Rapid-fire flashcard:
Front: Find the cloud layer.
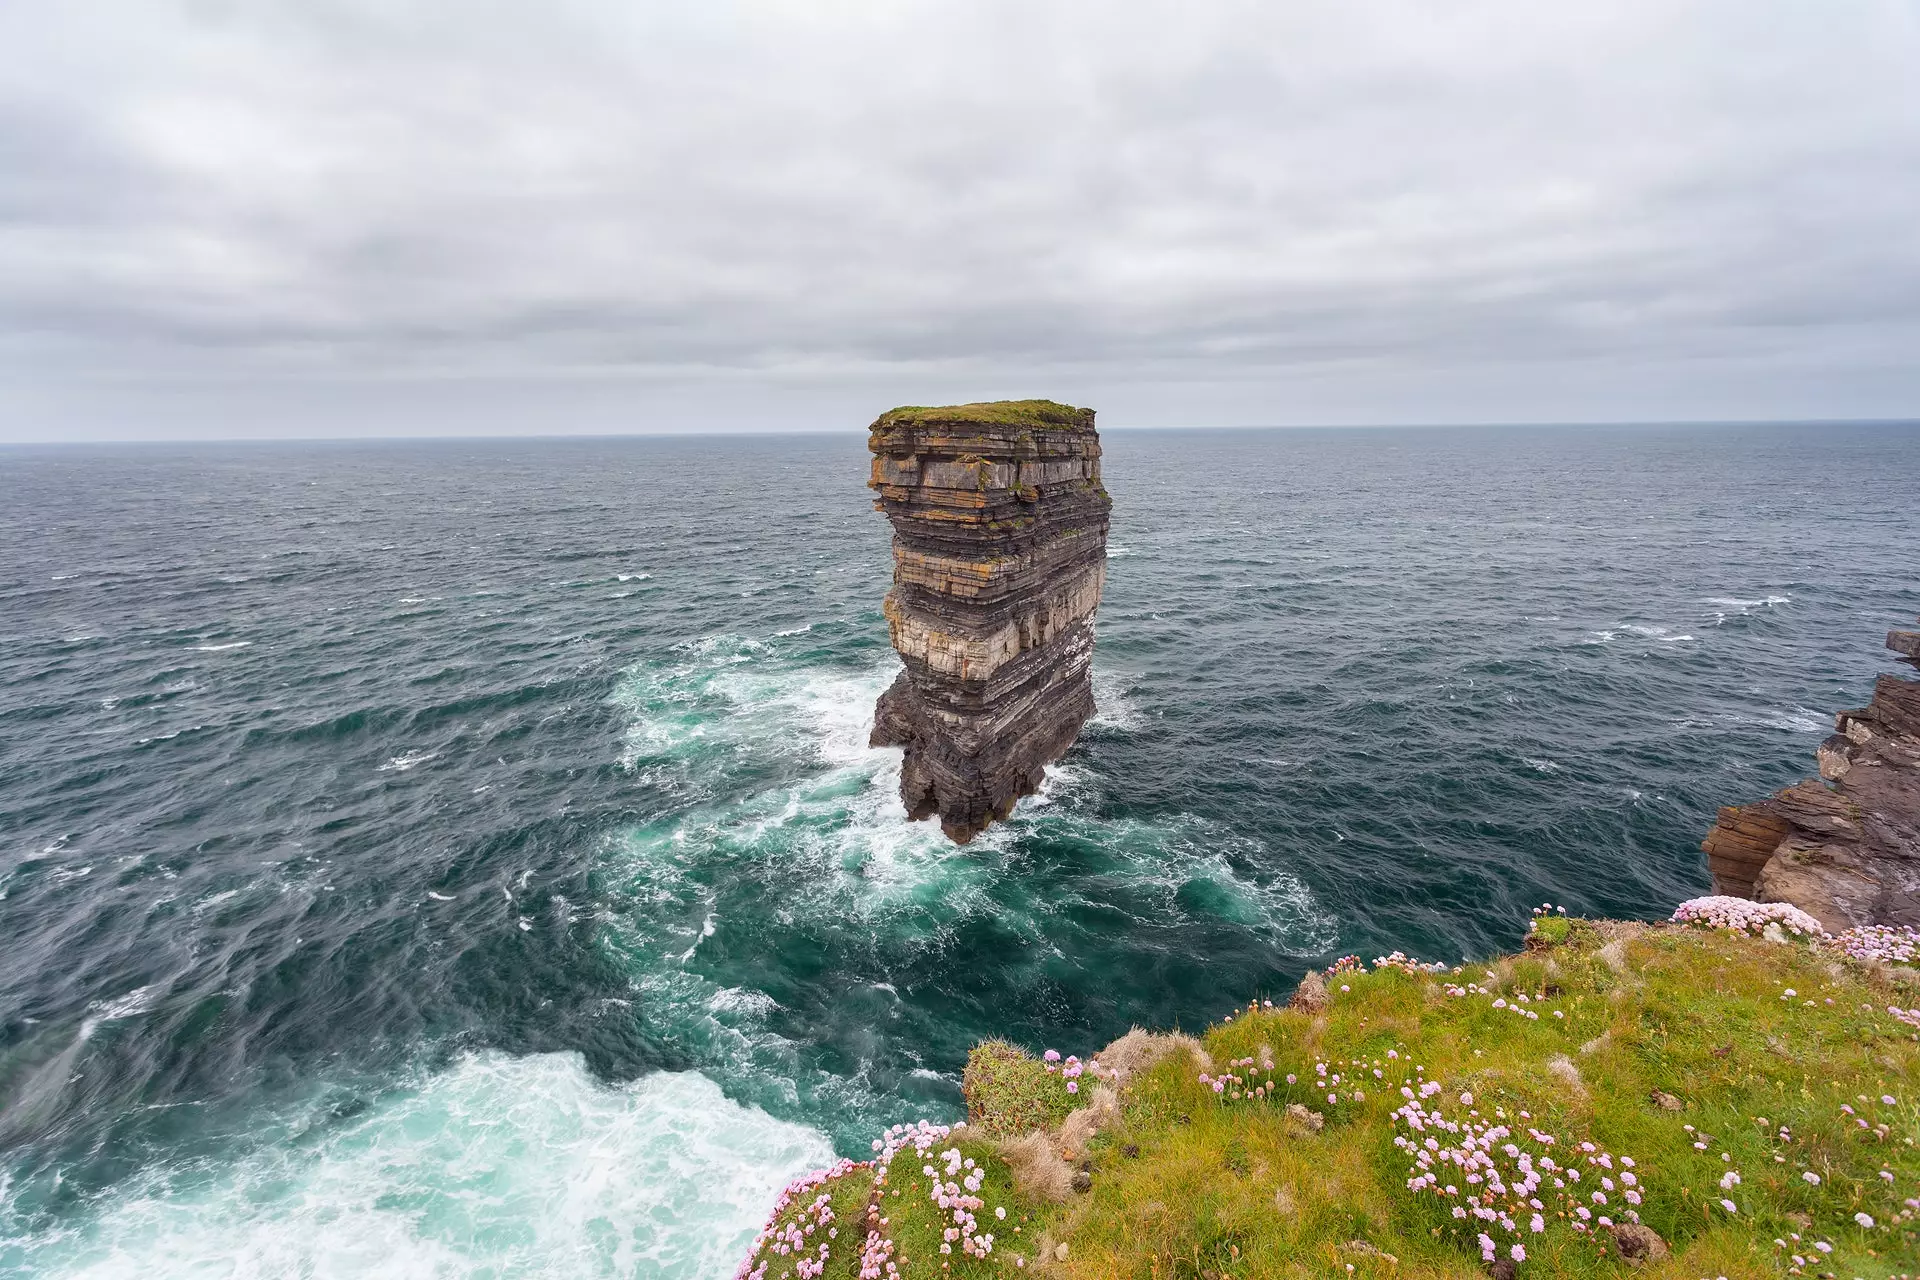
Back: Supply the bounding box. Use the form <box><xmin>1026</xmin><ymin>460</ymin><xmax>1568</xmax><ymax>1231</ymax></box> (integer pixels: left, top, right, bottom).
<box><xmin>3</xmin><ymin>0</ymin><xmax>1918</xmax><ymax>438</ymax></box>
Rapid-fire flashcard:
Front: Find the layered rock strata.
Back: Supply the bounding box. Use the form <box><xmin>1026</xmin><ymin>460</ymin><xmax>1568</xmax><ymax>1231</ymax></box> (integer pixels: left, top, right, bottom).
<box><xmin>1703</xmin><ymin>619</ymin><xmax>1920</xmax><ymax>931</ymax></box>
<box><xmin>867</xmin><ymin>400</ymin><xmax>1110</xmax><ymax>843</ymax></box>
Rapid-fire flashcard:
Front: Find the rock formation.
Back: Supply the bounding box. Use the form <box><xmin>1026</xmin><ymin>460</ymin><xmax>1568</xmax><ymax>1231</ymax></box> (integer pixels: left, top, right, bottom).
<box><xmin>1703</xmin><ymin>619</ymin><xmax>1920</xmax><ymax>931</ymax></box>
<box><xmin>867</xmin><ymin>400</ymin><xmax>1110</xmax><ymax>843</ymax></box>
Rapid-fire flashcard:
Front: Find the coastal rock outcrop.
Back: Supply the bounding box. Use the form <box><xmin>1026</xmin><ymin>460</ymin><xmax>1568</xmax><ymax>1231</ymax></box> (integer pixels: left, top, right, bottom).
<box><xmin>867</xmin><ymin>400</ymin><xmax>1110</xmax><ymax>843</ymax></box>
<box><xmin>1703</xmin><ymin>618</ymin><xmax>1920</xmax><ymax>931</ymax></box>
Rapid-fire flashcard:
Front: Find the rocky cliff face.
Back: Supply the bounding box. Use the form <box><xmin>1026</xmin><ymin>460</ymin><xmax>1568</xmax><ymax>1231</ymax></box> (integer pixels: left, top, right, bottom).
<box><xmin>1703</xmin><ymin>619</ymin><xmax>1920</xmax><ymax>931</ymax></box>
<box><xmin>866</xmin><ymin>400</ymin><xmax>1110</xmax><ymax>843</ymax></box>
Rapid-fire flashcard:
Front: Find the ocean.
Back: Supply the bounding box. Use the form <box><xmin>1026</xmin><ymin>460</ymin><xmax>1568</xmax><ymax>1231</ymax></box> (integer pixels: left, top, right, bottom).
<box><xmin>1</xmin><ymin>422</ymin><xmax>1914</xmax><ymax>1276</ymax></box>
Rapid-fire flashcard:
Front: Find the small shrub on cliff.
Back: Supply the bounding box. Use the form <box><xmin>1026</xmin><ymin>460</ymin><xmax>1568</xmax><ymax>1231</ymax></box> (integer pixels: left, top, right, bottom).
<box><xmin>961</xmin><ymin>1040</ymin><xmax>1092</xmax><ymax>1139</ymax></box>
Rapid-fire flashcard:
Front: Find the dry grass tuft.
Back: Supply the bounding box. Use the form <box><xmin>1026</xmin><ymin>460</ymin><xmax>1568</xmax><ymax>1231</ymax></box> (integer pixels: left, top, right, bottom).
<box><xmin>1000</xmin><ymin>1131</ymin><xmax>1074</xmax><ymax>1202</ymax></box>
<box><xmin>1057</xmin><ymin>1086</ymin><xmax>1120</xmax><ymax>1159</ymax></box>
<box><xmin>1544</xmin><ymin>1053</ymin><xmax>1586</xmax><ymax>1099</ymax></box>
<box><xmin>1289</xmin><ymin>970</ymin><xmax>1329</xmax><ymax>1011</ymax></box>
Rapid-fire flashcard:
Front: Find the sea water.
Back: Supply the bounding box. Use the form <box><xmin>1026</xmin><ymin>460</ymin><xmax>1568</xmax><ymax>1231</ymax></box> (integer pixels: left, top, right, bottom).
<box><xmin>1</xmin><ymin>424</ymin><xmax>1914</xmax><ymax>1275</ymax></box>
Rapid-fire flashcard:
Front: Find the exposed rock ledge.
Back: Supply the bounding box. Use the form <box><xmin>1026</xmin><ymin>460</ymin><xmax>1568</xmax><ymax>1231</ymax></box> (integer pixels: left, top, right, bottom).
<box><xmin>867</xmin><ymin>400</ymin><xmax>1110</xmax><ymax>843</ymax></box>
<box><xmin>1703</xmin><ymin>617</ymin><xmax>1920</xmax><ymax>931</ymax></box>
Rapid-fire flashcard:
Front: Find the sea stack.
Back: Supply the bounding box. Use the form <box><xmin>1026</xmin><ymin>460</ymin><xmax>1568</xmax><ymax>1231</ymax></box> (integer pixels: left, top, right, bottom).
<box><xmin>1702</xmin><ymin>618</ymin><xmax>1920</xmax><ymax>930</ymax></box>
<box><xmin>866</xmin><ymin>400</ymin><xmax>1111</xmax><ymax>843</ymax></box>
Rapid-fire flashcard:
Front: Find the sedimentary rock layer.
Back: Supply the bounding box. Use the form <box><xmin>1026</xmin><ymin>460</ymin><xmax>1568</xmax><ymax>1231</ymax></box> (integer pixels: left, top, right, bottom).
<box><xmin>867</xmin><ymin>400</ymin><xmax>1110</xmax><ymax>843</ymax></box>
<box><xmin>1703</xmin><ymin>619</ymin><xmax>1920</xmax><ymax>931</ymax></box>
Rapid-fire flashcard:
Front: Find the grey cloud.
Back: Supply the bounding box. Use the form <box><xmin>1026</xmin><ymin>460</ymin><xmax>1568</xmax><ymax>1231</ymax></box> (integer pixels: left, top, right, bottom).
<box><xmin>1</xmin><ymin>0</ymin><xmax>1917</xmax><ymax>439</ymax></box>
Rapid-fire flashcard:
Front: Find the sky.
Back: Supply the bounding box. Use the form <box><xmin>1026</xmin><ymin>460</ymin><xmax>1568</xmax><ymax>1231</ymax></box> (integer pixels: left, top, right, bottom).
<box><xmin>2</xmin><ymin>1</ymin><xmax>1918</xmax><ymax>442</ymax></box>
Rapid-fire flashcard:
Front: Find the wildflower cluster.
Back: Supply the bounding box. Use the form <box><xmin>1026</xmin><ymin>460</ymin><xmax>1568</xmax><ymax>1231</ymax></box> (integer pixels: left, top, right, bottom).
<box><xmin>1441</xmin><ymin>977</ymin><xmax>1567</xmax><ymax>1023</ymax></box>
<box><xmin>1200</xmin><ymin>1048</ymin><xmax>1417</xmax><ymax>1112</ymax></box>
<box><xmin>1325</xmin><ymin>955</ymin><xmax>1365</xmax><ymax>979</ymax></box>
<box><xmin>1372</xmin><ymin>950</ymin><xmax>1449</xmax><ymax>976</ymax></box>
<box><xmin>923</xmin><ymin>1145</ymin><xmax>998</xmax><ymax>1261</ymax></box>
<box><xmin>1197</xmin><ymin>1051</ymin><xmax>1278</xmax><ymax>1100</ymax></box>
<box><xmin>1776</xmin><ymin>1233</ymin><xmax>1844</xmax><ymax>1275</ymax></box>
<box><xmin>1678</xmin><ymin>1123</ymin><xmax>1749</xmax><ymax>1217</ymax></box>
<box><xmin>857</xmin><ymin>1226</ymin><xmax>895</xmax><ymax>1280</ymax></box>
<box><xmin>864</xmin><ymin>1119</ymin><xmax>1017</xmax><ymax>1270</ymax></box>
<box><xmin>1670</xmin><ymin>895</ymin><xmax>1826</xmax><ymax>938</ymax></box>
<box><xmin>1391</xmin><ymin>1081</ymin><xmax>1645</xmax><ymax>1265</ymax></box>
<box><xmin>1834</xmin><ymin>1092</ymin><xmax>1911</xmax><ymax>1145</ymax></box>
<box><xmin>1529</xmin><ymin>902</ymin><xmax>1569</xmax><ymax>917</ymax></box>
<box><xmin>1751</xmin><ymin>1097</ymin><xmax>1912</xmax><ymax>1274</ymax></box>
<box><xmin>864</xmin><ymin>1120</ymin><xmax>959</xmax><ymax>1279</ymax></box>
<box><xmin>1734</xmin><ymin>1094</ymin><xmax>1917</xmax><ymax>1274</ymax></box>
<box><xmin>1830</xmin><ymin>924</ymin><xmax>1920</xmax><ymax>966</ymax></box>
<box><xmin>1220</xmin><ymin>997</ymin><xmax>1276</xmax><ymax>1025</ymax></box>
<box><xmin>737</xmin><ymin>1157</ymin><xmax>863</xmax><ymax>1280</ymax></box>
<box><xmin>1039</xmin><ymin>1048</ymin><xmax>1100</xmax><ymax>1096</ymax></box>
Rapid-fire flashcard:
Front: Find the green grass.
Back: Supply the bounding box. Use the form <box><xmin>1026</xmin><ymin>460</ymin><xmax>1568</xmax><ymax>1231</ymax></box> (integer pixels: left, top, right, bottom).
<box><xmin>963</xmin><ymin>1040</ymin><xmax>1083</xmax><ymax>1138</ymax></box>
<box><xmin>738</xmin><ymin>923</ymin><xmax>1920</xmax><ymax>1279</ymax></box>
<box><xmin>872</xmin><ymin>400</ymin><xmax>1093</xmax><ymax>429</ymax></box>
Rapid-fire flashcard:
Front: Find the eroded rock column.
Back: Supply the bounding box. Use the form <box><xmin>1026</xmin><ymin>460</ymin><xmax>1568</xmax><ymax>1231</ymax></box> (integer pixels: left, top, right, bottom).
<box><xmin>867</xmin><ymin>400</ymin><xmax>1110</xmax><ymax>843</ymax></box>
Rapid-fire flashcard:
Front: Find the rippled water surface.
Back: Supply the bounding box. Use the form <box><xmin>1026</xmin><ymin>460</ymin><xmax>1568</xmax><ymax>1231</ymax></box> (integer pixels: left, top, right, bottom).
<box><xmin>2</xmin><ymin>424</ymin><xmax>1915</xmax><ymax>1275</ymax></box>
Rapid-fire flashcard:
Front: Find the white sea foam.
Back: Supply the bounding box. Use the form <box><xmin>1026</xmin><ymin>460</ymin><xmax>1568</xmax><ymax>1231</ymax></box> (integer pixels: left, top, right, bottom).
<box><xmin>1704</xmin><ymin>594</ymin><xmax>1790</xmax><ymax>610</ymax></box>
<box><xmin>87</xmin><ymin>985</ymin><xmax>159</xmax><ymax>1022</ymax></box>
<box><xmin>610</xmin><ymin>638</ymin><xmax>1329</xmax><ymax>937</ymax></box>
<box><xmin>1089</xmin><ymin>666</ymin><xmax>1145</xmax><ymax>731</ymax></box>
<box><xmin>1522</xmin><ymin>757</ymin><xmax>1563</xmax><ymax>774</ymax></box>
<box><xmin>1622</xmin><ymin>624</ymin><xmax>1694</xmax><ymax>643</ymax></box>
<box><xmin>708</xmin><ymin>987</ymin><xmax>778</xmax><ymax>1017</ymax></box>
<box><xmin>2</xmin><ymin>1053</ymin><xmax>833</xmax><ymax>1280</ymax></box>
<box><xmin>191</xmin><ymin>888</ymin><xmax>242</xmax><ymax>914</ymax></box>
<box><xmin>596</xmin><ymin>637</ymin><xmax>1335</xmax><ymax>1139</ymax></box>
<box><xmin>135</xmin><ymin>726</ymin><xmax>203</xmax><ymax>745</ymax></box>
<box><xmin>616</xmin><ymin>573</ymin><xmax>652</xmax><ymax>582</ymax></box>
<box><xmin>189</xmin><ymin>641</ymin><xmax>252</xmax><ymax>652</ymax></box>
<box><xmin>378</xmin><ymin>751</ymin><xmax>440</xmax><ymax>773</ymax></box>
<box><xmin>1591</xmin><ymin>624</ymin><xmax>1693</xmax><ymax>645</ymax></box>
<box><xmin>1704</xmin><ymin>593</ymin><xmax>1790</xmax><ymax>626</ymax></box>
<box><xmin>1761</xmin><ymin>707</ymin><xmax>1828</xmax><ymax>734</ymax></box>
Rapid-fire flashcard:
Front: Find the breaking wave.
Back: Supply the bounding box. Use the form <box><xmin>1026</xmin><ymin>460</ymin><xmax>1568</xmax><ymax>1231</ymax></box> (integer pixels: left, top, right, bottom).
<box><xmin>598</xmin><ymin>636</ymin><xmax>1332</xmax><ymax>1142</ymax></box>
<box><xmin>2</xmin><ymin>1053</ymin><xmax>831</xmax><ymax>1280</ymax></box>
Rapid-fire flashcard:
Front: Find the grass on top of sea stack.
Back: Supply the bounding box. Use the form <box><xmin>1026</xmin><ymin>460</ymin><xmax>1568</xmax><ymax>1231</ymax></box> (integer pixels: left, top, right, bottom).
<box><xmin>872</xmin><ymin>400</ymin><xmax>1093</xmax><ymax>429</ymax></box>
<box><xmin>737</xmin><ymin>920</ymin><xmax>1920</xmax><ymax>1280</ymax></box>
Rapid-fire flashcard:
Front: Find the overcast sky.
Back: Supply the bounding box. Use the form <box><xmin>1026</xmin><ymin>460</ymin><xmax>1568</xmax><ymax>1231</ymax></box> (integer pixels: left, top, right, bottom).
<box><xmin>2</xmin><ymin>1</ymin><xmax>1918</xmax><ymax>441</ymax></box>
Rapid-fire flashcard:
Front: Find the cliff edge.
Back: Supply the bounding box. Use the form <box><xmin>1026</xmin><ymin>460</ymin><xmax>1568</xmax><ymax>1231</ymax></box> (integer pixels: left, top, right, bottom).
<box><xmin>867</xmin><ymin>400</ymin><xmax>1110</xmax><ymax>843</ymax></box>
<box><xmin>1703</xmin><ymin>617</ymin><xmax>1920</xmax><ymax>931</ymax></box>
<box><xmin>736</xmin><ymin>915</ymin><xmax>1920</xmax><ymax>1280</ymax></box>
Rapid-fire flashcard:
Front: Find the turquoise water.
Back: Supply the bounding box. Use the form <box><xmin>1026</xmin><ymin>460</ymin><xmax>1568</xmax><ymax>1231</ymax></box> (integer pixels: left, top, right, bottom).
<box><xmin>1</xmin><ymin>424</ymin><xmax>1915</xmax><ymax>1275</ymax></box>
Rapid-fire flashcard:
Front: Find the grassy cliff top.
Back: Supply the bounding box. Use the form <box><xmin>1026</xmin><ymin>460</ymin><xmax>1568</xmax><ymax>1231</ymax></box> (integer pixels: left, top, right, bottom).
<box><xmin>737</xmin><ymin>917</ymin><xmax>1920</xmax><ymax>1280</ymax></box>
<box><xmin>872</xmin><ymin>400</ymin><xmax>1095</xmax><ymax>430</ymax></box>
